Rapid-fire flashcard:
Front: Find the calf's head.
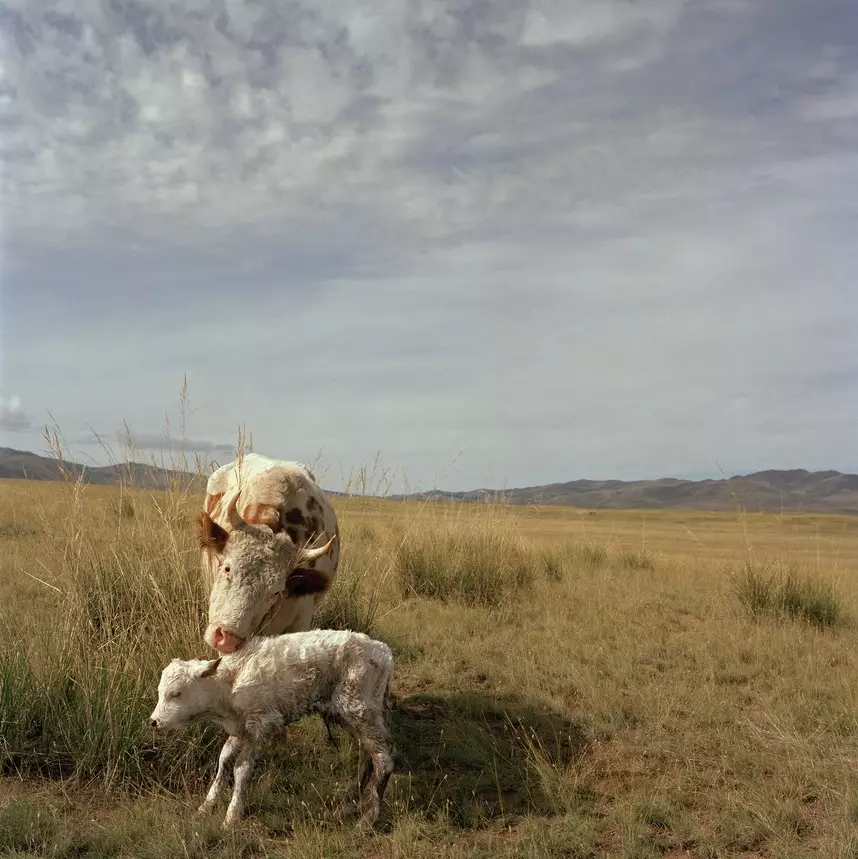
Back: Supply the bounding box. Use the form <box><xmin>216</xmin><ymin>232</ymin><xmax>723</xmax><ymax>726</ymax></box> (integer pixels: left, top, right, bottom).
<box><xmin>148</xmin><ymin>657</ymin><xmax>222</xmax><ymax>730</ymax></box>
<box><xmin>199</xmin><ymin>498</ymin><xmax>336</xmax><ymax>654</ymax></box>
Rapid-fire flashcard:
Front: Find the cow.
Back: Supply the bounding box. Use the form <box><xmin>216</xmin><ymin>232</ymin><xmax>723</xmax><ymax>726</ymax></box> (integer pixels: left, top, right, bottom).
<box><xmin>148</xmin><ymin>629</ymin><xmax>395</xmax><ymax>828</ymax></box>
<box><xmin>196</xmin><ymin>453</ymin><xmax>341</xmax><ymax>655</ymax></box>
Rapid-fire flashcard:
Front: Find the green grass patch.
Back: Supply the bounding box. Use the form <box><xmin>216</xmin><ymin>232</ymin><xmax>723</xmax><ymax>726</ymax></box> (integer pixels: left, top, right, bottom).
<box><xmin>729</xmin><ymin>561</ymin><xmax>844</xmax><ymax>627</ymax></box>
<box><xmin>397</xmin><ymin>526</ymin><xmax>535</xmax><ymax>607</ymax></box>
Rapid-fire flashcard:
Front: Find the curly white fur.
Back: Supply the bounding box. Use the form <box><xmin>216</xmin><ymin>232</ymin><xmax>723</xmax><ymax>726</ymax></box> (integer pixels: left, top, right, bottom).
<box><xmin>149</xmin><ymin>629</ymin><xmax>394</xmax><ymax>828</ymax></box>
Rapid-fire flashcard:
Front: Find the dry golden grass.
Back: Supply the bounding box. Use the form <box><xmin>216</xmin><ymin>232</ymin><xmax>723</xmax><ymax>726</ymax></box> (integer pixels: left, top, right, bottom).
<box><xmin>1</xmin><ymin>472</ymin><xmax>858</xmax><ymax>858</ymax></box>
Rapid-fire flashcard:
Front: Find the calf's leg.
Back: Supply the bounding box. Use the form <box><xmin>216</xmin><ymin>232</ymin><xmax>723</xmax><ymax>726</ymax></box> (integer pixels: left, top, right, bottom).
<box><xmin>223</xmin><ymin>740</ymin><xmax>258</xmax><ymax>828</ymax></box>
<box><xmin>358</xmin><ymin>757</ymin><xmax>374</xmax><ymax>795</ymax></box>
<box><xmin>352</xmin><ymin>713</ymin><xmax>393</xmax><ymax>826</ymax></box>
<box><xmin>198</xmin><ymin>734</ymin><xmax>240</xmax><ymax>815</ymax></box>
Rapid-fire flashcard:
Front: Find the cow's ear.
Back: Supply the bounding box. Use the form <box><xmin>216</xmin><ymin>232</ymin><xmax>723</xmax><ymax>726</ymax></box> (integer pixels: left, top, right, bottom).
<box><xmin>197</xmin><ymin>511</ymin><xmax>228</xmax><ymax>552</ymax></box>
<box><xmin>284</xmin><ymin>567</ymin><xmax>334</xmax><ymax>597</ymax></box>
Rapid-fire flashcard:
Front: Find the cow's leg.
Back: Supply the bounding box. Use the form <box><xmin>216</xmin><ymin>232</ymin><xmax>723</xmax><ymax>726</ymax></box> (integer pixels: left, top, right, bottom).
<box><xmin>222</xmin><ymin>739</ymin><xmax>257</xmax><ymax>828</ymax></box>
<box><xmin>198</xmin><ymin>734</ymin><xmax>240</xmax><ymax>815</ymax></box>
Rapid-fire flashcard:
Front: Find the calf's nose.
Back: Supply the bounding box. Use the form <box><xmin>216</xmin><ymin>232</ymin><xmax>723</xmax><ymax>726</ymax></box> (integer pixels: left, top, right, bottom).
<box><xmin>148</xmin><ymin>718</ymin><xmax>158</xmax><ymax>729</ymax></box>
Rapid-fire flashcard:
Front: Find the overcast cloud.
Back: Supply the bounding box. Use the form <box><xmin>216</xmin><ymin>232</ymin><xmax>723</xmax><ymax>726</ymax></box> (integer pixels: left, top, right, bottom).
<box><xmin>0</xmin><ymin>395</ymin><xmax>30</xmax><ymax>431</ymax></box>
<box><xmin>1</xmin><ymin>0</ymin><xmax>857</xmax><ymax>491</ymax></box>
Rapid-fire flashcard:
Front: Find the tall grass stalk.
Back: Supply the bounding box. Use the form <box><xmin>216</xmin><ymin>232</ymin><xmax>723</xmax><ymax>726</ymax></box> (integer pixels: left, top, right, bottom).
<box><xmin>729</xmin><ymin>560</ymin><xmax>844</xmax><ymax>628</ymax></box>
<box><xmin>396</xmin><ymin>507</ymin><xmax>535</xmax><ymax>607</ymax></box>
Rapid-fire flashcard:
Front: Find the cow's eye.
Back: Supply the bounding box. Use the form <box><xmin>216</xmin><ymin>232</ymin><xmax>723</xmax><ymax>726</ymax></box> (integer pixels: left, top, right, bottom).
<box><xmin>168</xmin><ymin>690</ymin><xmax>182</xmax><ymax>700</ymax></box>
<box><xmin>223</xmin><ymin>565</ymin><xmax>231</xmax><ymax>574</ymax></box>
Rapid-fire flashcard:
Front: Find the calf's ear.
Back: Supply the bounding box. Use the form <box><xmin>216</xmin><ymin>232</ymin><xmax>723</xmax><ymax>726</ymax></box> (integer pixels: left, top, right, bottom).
<box><xmin>197</xmin><ymin>657</ymin><xmax>222</xmax><ymax>679</ymax></box>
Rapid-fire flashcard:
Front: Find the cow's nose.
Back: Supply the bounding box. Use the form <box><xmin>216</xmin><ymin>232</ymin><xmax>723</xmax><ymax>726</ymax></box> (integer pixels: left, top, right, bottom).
<box><xmin>149</xmin><ymin>718</ymin><xmax>158</xmax><ymax>729</ymax></box>
<box><xmin>210</xmin><ymin>626</ymin><xmax>241</xmax><ymax>653</ymax></box>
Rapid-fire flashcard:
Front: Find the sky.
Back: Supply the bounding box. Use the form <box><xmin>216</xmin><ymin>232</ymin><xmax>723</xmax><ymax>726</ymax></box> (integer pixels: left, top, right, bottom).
<box><xmin>1</xmin><ymin>0</ymin><xmax>857</xmax><ymax>493</ymax></box>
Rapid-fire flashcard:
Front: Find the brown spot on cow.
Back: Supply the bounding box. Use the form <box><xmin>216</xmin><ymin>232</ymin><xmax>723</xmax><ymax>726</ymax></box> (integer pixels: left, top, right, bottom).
<box><xmin>285</xmin><ymin>567</ymin><xmax>333</xmax><ymax>597</ymax></box>
<box><xmin>286</xmin><ymin>526</ymin><xmax>301</xmax><ymax>544</ymax></box>
<box><xmin>306</xmin><ymin>496</ymin><xmax>320</xmax><ymax>512</ymax></box>
<box><xmin>284</xmin><ymin>507</ymin><xmax>306</xmax><ymax>526</ymax></box>
<box><xmin>242</xmin><ymin>502</ymin><xmax>280</xmax><ymax>530</ymax></box>
<box><xmin>196</xmin><ymin>511</ymin><xmax>229</xmax><ymax>552</ymax></box>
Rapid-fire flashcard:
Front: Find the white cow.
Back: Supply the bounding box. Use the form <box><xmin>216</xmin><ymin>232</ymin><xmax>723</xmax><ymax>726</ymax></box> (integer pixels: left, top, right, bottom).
<box><xmin>197</xmin><ymin>453</ymin><xmax>341</xmax><ymax>654</ymax></box>
<box><xmin>148</xmin><ymin>629</ymin><xmax>395</xmax><ymax>828</ymax></box>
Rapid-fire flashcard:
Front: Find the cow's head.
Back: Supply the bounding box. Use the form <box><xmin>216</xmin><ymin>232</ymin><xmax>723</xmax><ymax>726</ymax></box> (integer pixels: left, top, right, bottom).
<box><xmin>198</xmin><ymin>498</ymin><xmax>336</xmax><ymax>654</ymax></box>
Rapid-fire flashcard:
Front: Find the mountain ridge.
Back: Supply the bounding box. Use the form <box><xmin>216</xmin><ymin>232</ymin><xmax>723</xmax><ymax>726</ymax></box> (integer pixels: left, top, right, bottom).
<box><xmin>0</xmin><ymin>445</ymin><xmax>204</xmax><ymax>491</ymax></box>
<box><xmin>392</xmin><ymin>467</ymin><xmax>858</xmax><ymax>513</ymax></box>
<box><xmin>1</xmin><ymin>446</ymin><xmax>857</xmax><ymax>513</ymax></box>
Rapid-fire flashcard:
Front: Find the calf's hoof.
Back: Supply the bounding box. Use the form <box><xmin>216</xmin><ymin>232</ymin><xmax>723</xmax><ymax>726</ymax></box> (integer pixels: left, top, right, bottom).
<box><xmin>222</xmin><ymin>812</ymin><xmax>242</xmax><ymax>829</ymax></box>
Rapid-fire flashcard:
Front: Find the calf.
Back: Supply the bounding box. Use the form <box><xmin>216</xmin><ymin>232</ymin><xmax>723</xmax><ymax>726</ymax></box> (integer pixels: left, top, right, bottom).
<box><xmin>148</xmin><ymin>629</ymin><xmax>394</xmax><ymax>828</ymax></box>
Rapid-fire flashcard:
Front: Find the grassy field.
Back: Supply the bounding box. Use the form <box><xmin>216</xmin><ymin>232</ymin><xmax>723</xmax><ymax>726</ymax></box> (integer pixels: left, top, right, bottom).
<box><xmin>2</xmin><ymin>474</ymin><xmax>858</xmax><ymax>858</ymax></box>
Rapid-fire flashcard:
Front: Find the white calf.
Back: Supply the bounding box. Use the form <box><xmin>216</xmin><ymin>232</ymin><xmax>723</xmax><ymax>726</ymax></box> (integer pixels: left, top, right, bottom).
<box><xmin>148</xmin><ymin>629</ymin><xmax>394</xmax><ymax>828</ymax></box>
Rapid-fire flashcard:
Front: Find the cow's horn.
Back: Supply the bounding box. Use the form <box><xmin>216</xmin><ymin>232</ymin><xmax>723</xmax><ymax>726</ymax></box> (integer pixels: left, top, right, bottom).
<box><xmin>297</xmin><ymin>534</ymin><xmax>337</xmax><ymax>564</ymax></box>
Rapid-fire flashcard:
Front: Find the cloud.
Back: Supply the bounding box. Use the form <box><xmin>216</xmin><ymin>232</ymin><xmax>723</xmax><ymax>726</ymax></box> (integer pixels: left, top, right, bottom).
<box><xmin>3</xmin><ymin>0</ymin><xmax>855</xmax><ymax>258</ymax></box>
<box><xmin>1</xmin><ymin>0</ymin><xmax>858</xmax><ymax>490</ymax></box>
<box><xmin>0</xmin><ymin>0</ymin><xmax>706</xmax><ymax>251</ymax></box>
<box><xmin>120</xmin><ymin>431</ymin><xmax>236</xmax><ymax>458</ymax></box>
<box><xmin>799</xmin><ymin>75</ymin><xmax>858</xmax><ymax>121</ymax></box>
<box><xmin>0</xmin><ymin>396</ymin><xmax>31</xmax><ymax>432</ymax></box>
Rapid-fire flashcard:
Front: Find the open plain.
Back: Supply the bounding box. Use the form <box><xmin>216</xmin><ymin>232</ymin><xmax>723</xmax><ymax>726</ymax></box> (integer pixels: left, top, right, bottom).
<box><xmin>2</xmin><ymin>475</ymin><xmax>858</xmax><ymax>858</ymax></box>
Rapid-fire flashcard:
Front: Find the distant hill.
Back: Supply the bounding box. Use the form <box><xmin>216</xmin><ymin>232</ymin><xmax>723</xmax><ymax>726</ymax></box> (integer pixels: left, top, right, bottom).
<box><xmin>2</xmin><ymin>447</ymin><xmax>857</xmax><ymax>513</ymax></box>
<box><xmin>0</xmin><ymin>446</ymin><xmax>202</xmax><ymax>492</ymax></box>
<box><xmin>393</xmin><ymin>469</ymin><xmax>858</xmax><ymax>514</ymax></box>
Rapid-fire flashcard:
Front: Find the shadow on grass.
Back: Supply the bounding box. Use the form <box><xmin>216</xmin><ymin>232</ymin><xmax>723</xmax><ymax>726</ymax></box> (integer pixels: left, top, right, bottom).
<box><xmin>245</xmin><ymin>689</ymin><xmax>595</xmax><ymax>834</ymax></box>
<box><xmin>388</xmin><ymin>691</ymin><xmax>594</xmax><ymax>828</ymax></box>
